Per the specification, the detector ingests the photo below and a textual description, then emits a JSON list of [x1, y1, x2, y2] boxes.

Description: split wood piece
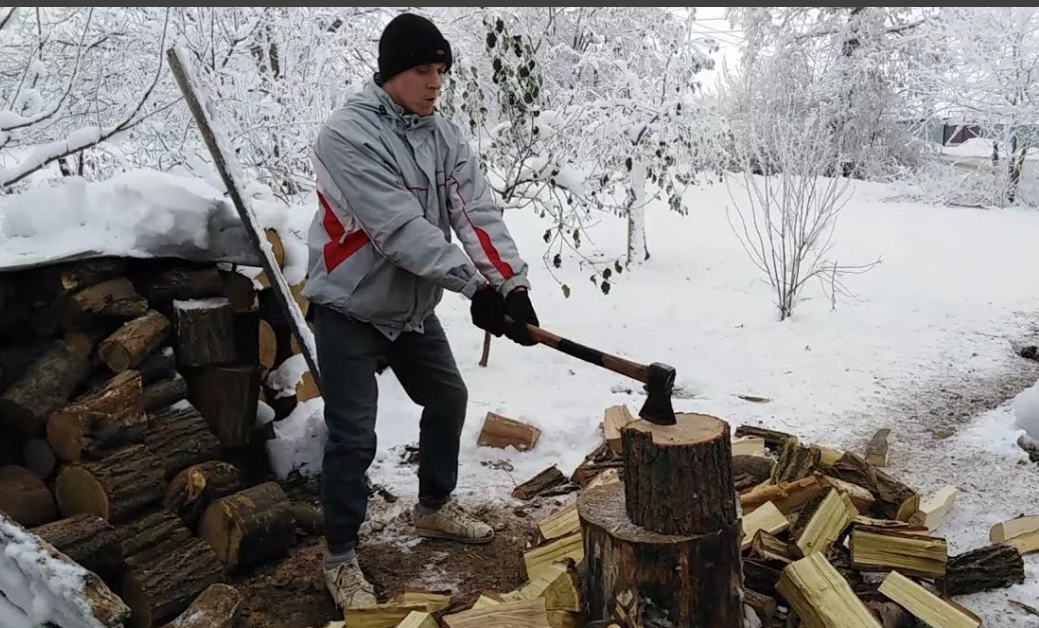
[[502, 558, 582, 612], [0, 510, 131, 628], [938, 543, 1025, 596], [740, 474, 824, 516], [732, 435, 767, 457], [55, 276, 149, 330], [744, 589, 778, 626], [46, 369, 147, 462], [119, 508, 225, 628], [23, 437, 56, 479], [569, 442, 624, 488], [621, 412, 737, 535], [603, 404, 636, 453], [512, 466, 566, 501], [145, 403, 222, 480], [819, 475, 875, 513], [138, 347, 177, 385], [142, 373, 188, 412], [775, 552, 883, 628], [155, 583, 242, 628], [878, 570, 981, 628], [386, 589, 452, 613], [850, 526, 949, 579], [218, 269, 258, 313], [339, 602, 428, 627], [830, 451, 920, 521], [477, 411, 541, 452], [471, 592, 507, 609], [770, 437, 822, 485], [853, 515, 914, 530], [537, 503, 580, 543], [31, 512, 126, 585], [186, 364, 261, 448], [0, 332, 96, 437], [865, 428, 891, 467], [750, 529, 804, 565], [145, 266, 226, 311], [173, 297, 237, 367], [164, 460, 243, 529], [990, 513, 1039, 542], [523, 530, 583, 580], [791, 487, 858, 557], [443, 598, 552, 628], [396, 612, 439, 628], [733, 424, 797, 450], [578, 480, 744, 626], [908, 486, 957, 532], [0, 464, 57, 527], [586, 467, 621, 491], [199, 480, 295, 572], [810, 445, 845, 470], [54, 443, 166, 523], [34, 257, 128, 299], [741, 501, 790, 551], [99, 310, 173, 373]]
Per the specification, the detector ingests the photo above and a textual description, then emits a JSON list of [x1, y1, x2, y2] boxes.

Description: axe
[[504, 317, 677, 426]]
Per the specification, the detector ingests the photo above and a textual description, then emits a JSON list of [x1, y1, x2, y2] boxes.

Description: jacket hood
[[347, 77, 437, 130]]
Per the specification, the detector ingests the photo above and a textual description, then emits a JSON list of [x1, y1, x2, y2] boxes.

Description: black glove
[[504, 288, 539, 346], [470, 285, 506, 336]]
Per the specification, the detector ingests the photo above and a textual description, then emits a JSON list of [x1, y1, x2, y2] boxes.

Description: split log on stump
[[118, 508, 225, 628], [0, 464, 57, 527], [31, 513, 126, 585], [620, 412, 738, 536], [199, 480, 295, 572], [938, 543, 1025, 596], [155, 583, 242, 628], [164, 461, 243, 529], [142, 373, 188, 412], [173, 297, 237, 367], [56, 277, 149, 330], [46, 369, 147, 462], [0, 332, 96, 437], [138, 347, 177, 385], [186, 365, 261, 448], [578, 480, 744, 627], [99, 310, 173, 373], [54, 443, 166, 523], [0, 510, 131, 628], [22, 437, 56, 479], [145, 403, 222, 480]]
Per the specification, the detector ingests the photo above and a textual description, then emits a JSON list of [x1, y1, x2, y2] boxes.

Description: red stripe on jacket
[[450, 176, 514, 280], [318, 190, 369, 273]]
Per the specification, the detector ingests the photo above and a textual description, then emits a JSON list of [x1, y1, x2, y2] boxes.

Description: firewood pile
[[0, 241, 318, 628]]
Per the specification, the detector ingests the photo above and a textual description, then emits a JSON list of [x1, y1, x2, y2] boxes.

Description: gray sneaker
[[413, 501, 495, 544], [324, 556, 377, 609]]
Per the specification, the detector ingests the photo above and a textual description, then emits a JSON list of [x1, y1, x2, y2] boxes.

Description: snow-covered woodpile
[[0, 245, 316, 628]]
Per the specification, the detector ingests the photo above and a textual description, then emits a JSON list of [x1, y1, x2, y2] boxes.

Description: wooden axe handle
[[504, 316, 651, 384]]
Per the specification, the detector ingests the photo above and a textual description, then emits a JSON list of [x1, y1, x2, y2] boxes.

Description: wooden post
[[578, 412, 745, 626]]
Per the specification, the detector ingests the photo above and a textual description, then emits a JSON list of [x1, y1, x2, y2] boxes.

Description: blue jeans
[[311, 304, 468, 554]]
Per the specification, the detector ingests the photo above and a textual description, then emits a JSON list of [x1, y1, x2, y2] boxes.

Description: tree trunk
[[46, 369, 147, 462], [199, 481, 295, 572], [54, 443, 166, 523], [579, 481, 744, 627], [98, 310, 172, 373], [145, 403, 222, 480], [186, 365, 261, 448], [163, 460, 243, 530], [31, 513, 126, 585], [173, 297, 237, 367]]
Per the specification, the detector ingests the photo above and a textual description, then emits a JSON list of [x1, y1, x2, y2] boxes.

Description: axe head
[[638, 362, 677, 425]]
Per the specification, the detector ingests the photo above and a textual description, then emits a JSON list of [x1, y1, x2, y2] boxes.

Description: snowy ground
[[3, 170, 1038, 624]]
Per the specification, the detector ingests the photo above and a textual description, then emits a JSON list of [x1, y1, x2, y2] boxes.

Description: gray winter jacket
[[303, 78, 531, 340]]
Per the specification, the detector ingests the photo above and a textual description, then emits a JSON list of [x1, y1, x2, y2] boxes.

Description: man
[[302, 12, 540, 610]]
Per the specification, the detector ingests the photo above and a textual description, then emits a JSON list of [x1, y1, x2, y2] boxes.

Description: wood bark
[[186, 365, 261, 448], [0, 332, 96, 437], [0, 464, 57, 527], [137, 347, 178, 385], [620, 412, 737, 535], [198, 480, 295, 572], [98, 310, 173, 373], [938, 543, 1025, 596], [0, 510, 131, 628], [578, 481, 744, 627], [55, 277, 149, 330], [155, 583, 242, 628], [54, 443, 166, 523], [218, 269, 257, 313], [142, 374, 188, 412], [46, 369, 147, 462], [173, 297, 237, 367], [34, 257, 128, 299], [31, 513, 126, 585], [512, 466, 567, 501], [145, 266, 226, 311], [118, 508, 225, 628], [163, 460, 243, 529], [145, 403, 222, 480]]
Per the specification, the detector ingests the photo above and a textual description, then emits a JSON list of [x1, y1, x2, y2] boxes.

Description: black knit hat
[[378, 13, 453, 82]]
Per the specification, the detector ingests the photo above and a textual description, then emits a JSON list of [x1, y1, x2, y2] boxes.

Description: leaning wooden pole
[[577, 412, 745, 626]]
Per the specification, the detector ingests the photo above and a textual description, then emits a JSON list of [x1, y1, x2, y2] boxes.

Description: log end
[[98, 341, 132, 373], [624, 412, 729, 447], [55, 464, 111, 521], [46, 409, 87, 462]]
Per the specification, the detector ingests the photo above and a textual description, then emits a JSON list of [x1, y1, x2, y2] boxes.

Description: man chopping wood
[[303, 12, 540, 610]]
